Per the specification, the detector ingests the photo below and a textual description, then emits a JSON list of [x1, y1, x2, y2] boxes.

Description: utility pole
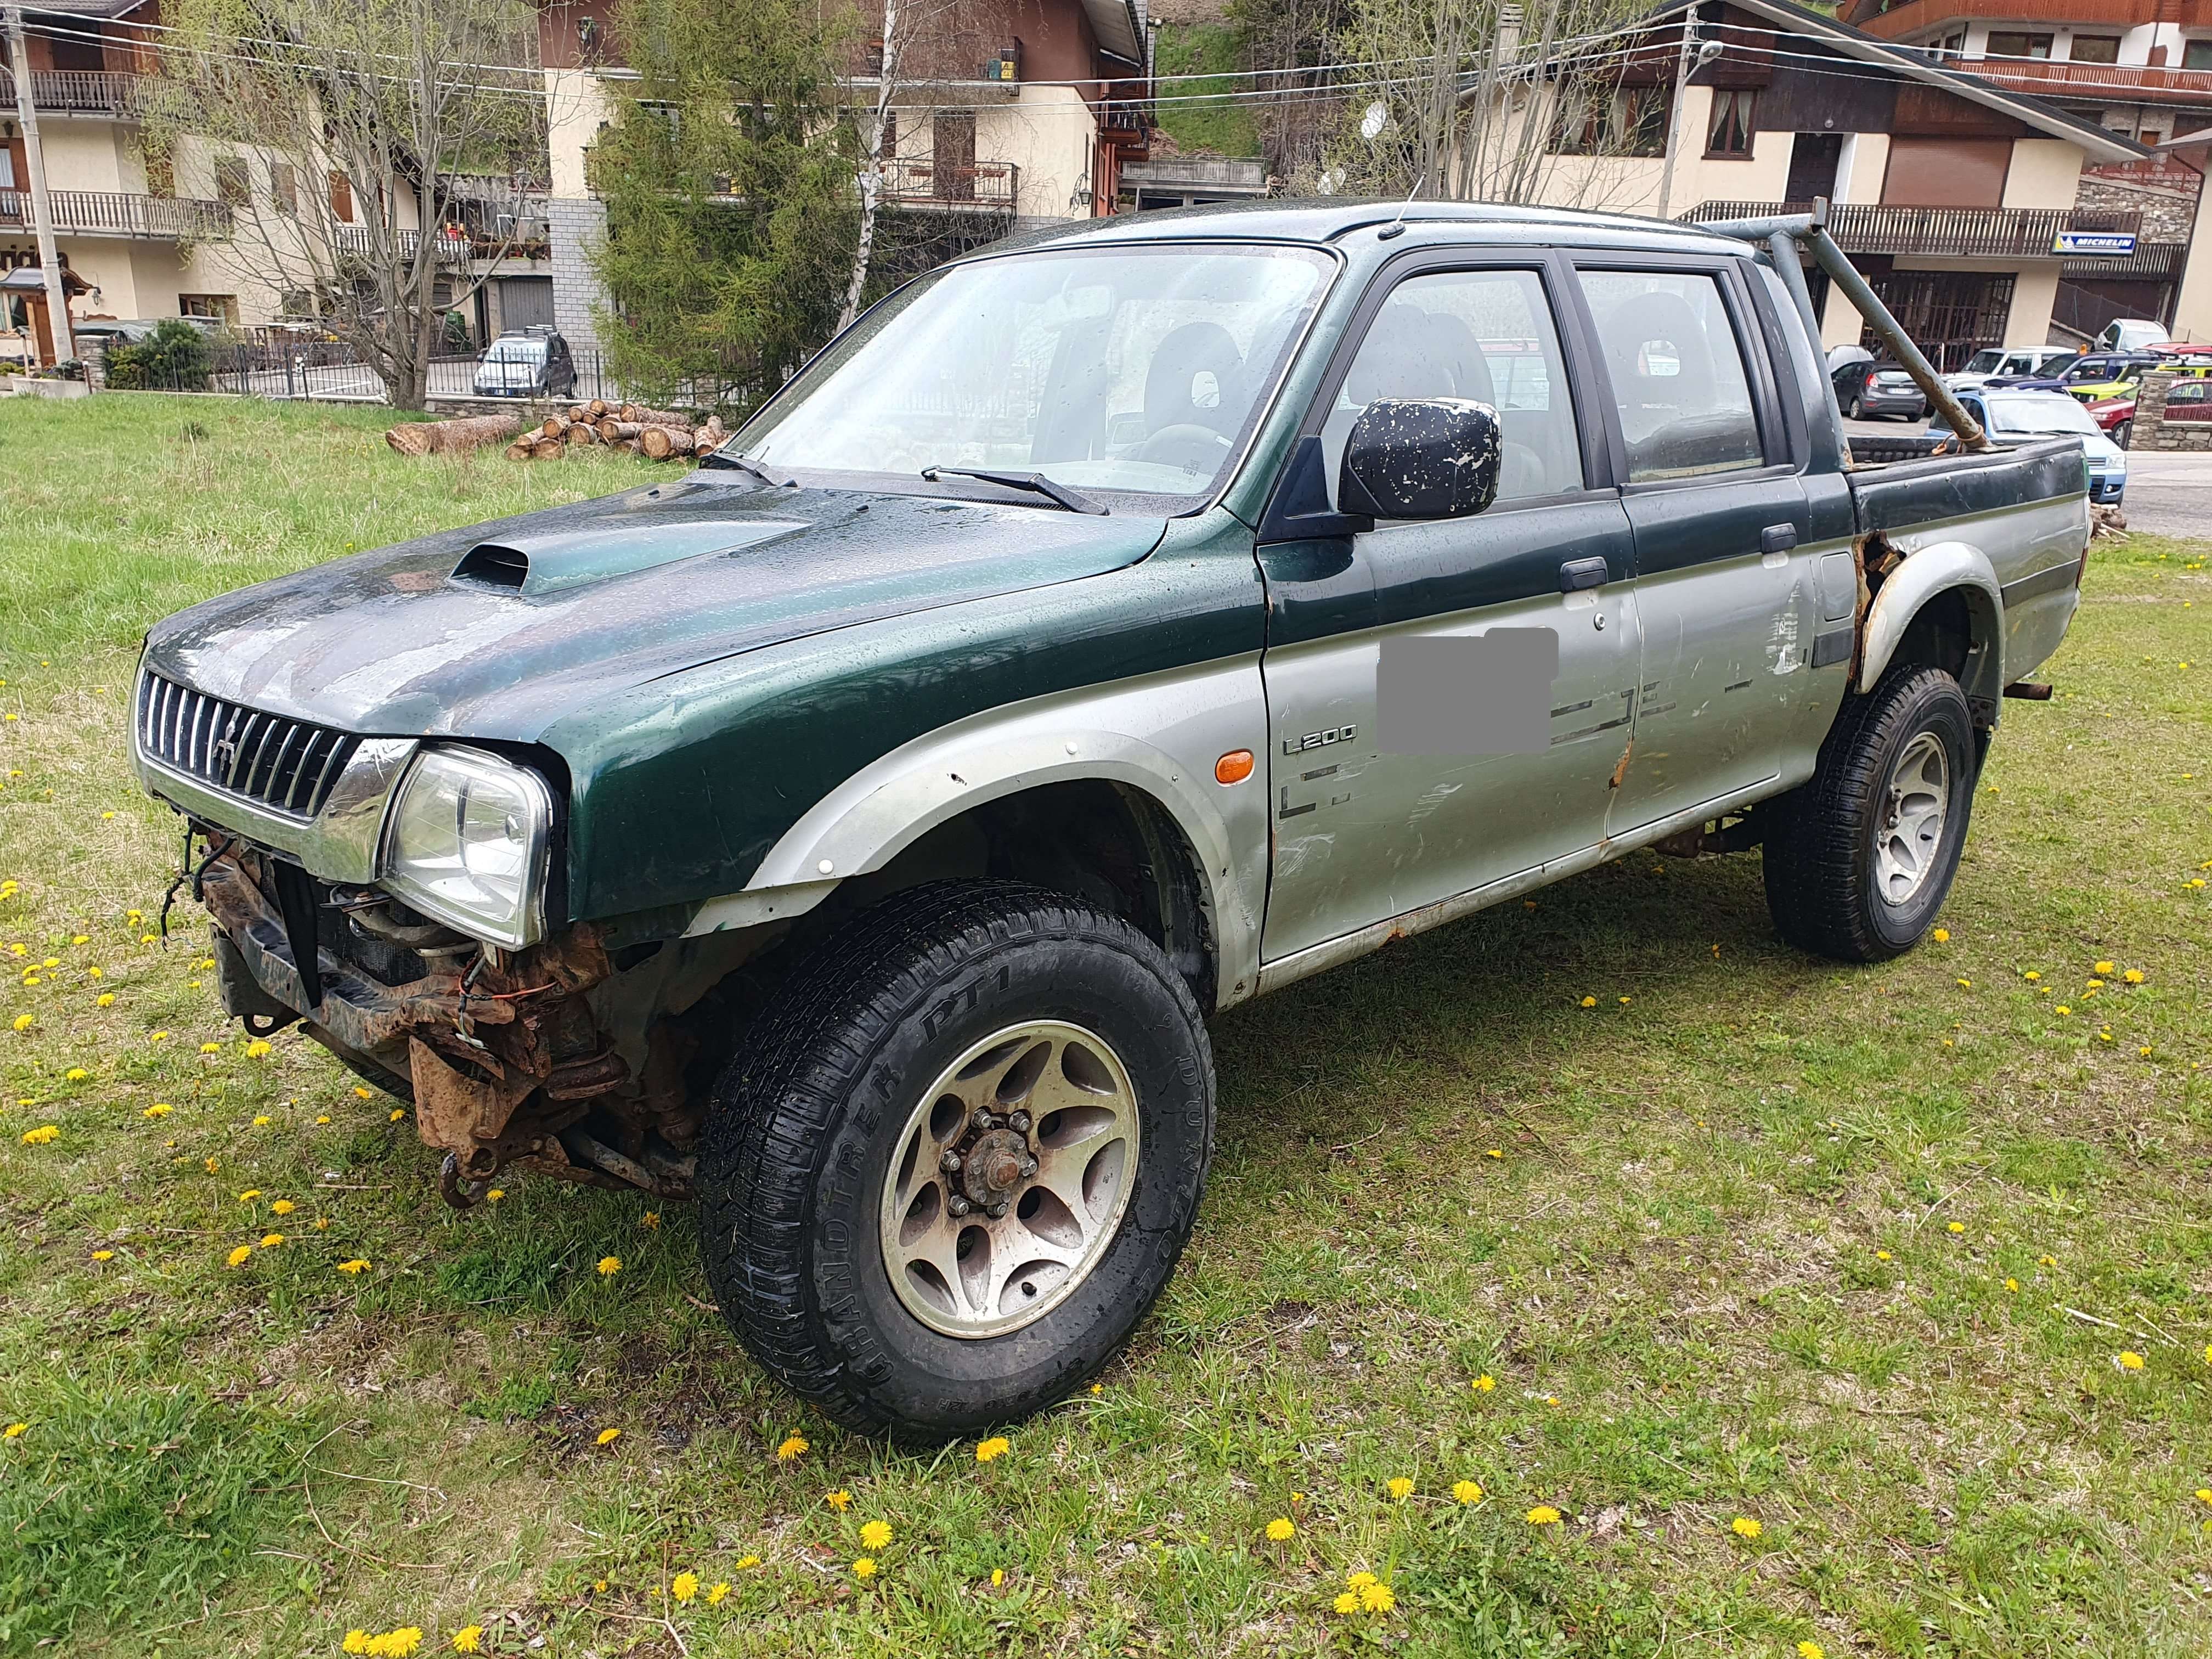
[[1656, 7, 1720, 223], [3, 6, 71, 364]]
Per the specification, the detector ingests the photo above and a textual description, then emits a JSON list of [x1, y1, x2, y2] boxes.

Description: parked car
[[2085, 392, 2136, 448], [1946, 344, 2076, 392], [2095, 317, 2171, 354], [132, 201, 2090, 1440], [1833, 356, 1927, 420], [1935, 387, 2125, 502], [1998, 351, 2160, 402], [472, 328, 575, 398]]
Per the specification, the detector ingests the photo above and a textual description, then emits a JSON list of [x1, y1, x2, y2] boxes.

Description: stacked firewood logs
[[504, 400, 727, 462]]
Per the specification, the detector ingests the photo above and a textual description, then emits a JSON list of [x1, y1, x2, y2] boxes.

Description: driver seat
[[1143, 322, 1247, 439]]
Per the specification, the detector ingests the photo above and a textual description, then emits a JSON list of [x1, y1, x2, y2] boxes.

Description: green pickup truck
[[133, 201, 2089, 1440]]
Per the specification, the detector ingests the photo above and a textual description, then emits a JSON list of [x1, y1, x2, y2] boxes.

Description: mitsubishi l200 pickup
[[132, 201, 2088, 1441]]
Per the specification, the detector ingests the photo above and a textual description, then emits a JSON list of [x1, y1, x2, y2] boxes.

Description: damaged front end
[[198, 839, 704, 1206]]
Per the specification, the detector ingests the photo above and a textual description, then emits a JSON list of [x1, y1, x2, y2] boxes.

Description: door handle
[[1559, 556, 1610, 592], [1760, 523, 1799, 555]]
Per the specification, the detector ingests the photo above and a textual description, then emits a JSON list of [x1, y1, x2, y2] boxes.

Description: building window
[[1706, 89, 1754, 156], [1937, 29, 1965, 57], [1985, 31, 2053, 59], [178, 294, 238, 323], [1555, 83, 1670, 157], [328, 170, 354, 223], [214, 157, 249, 207], [2069, 35, 2121, 64], [2185, 38, 2212, 69], [269, 161, 298, 215]]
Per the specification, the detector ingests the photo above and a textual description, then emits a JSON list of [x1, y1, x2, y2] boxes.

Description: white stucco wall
[[975, 86, 1097, 221], [545, 68, 616, 200], [2002, 139, 2085, 210]]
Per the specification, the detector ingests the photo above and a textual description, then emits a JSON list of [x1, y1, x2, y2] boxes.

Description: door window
[[1578, 270, 1765, 481], [1321, 267, 1582, 507]]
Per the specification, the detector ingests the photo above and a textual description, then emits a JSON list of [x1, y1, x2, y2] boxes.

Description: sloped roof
[[1080, 0, 1143, 65]]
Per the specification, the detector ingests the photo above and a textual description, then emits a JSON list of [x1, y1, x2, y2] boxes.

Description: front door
[[1568, 263, 1815, 834], [1258, 258, 1642, 963]]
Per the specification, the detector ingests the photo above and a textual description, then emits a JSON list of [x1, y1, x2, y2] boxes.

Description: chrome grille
[[136, 673, 360, 820]]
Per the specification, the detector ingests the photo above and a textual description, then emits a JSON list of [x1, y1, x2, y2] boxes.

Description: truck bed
[[1844, 435, 2091, 692]]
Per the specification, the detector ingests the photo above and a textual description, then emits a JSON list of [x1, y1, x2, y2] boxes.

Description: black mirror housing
[[1337, 397, 1503, 521]]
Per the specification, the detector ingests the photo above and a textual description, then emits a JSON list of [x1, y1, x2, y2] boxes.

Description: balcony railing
[[331, 218, 550, 265], [0, 188, 229, 241], [1845, 0, 2180, 39], [1685, 201, 2141, 259], [1933, 54, 2212, 104], [882, 159, 1019, 211], [0, 66, 153, 117]]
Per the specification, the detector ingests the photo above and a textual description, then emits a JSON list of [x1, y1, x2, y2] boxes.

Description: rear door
[[1568, 259, 1818, 836], [1257, 252, 1641, 962]]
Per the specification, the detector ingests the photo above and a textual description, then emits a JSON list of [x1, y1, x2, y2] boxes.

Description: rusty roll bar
[[1695, 196, 1989, 452]]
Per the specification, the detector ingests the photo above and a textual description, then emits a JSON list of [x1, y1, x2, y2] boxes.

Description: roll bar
[[1695, 196, 1989, 452]]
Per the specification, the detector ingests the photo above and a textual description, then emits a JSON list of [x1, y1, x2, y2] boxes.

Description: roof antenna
[[1377, 172, 1425, 240]]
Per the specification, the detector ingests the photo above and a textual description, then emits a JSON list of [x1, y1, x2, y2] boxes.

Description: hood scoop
[[452, 518, 806, 597]]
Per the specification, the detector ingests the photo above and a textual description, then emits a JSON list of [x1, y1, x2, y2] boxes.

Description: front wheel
[[2114, 419, 2132, 449], [697, 881, 1215, 1442], [1762, 665, 1978, 962]]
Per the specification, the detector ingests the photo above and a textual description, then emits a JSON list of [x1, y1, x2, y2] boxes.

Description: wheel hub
[[878, 1020, 1141, 1339]]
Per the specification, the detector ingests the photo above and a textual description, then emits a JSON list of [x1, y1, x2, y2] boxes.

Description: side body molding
[[687, 657, 1273, 1008], [1857, 540, 2005, 706]]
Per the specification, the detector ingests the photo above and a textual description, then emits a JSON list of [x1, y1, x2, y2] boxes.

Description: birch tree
[[145, 0, 545, 409]]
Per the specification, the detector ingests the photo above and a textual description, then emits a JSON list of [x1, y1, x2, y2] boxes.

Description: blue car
[[1992, 351, 2158, 401], [1934, 389, 2125, 504]]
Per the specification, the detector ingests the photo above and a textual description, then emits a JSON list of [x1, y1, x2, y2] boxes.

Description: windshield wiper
[[921, 465, 1107, 515], [701, 451, 794, 487]]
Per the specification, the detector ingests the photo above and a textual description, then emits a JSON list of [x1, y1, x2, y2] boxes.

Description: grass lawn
[[2, 392, 2210, 1657]]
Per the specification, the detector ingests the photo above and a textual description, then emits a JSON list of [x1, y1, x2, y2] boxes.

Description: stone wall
[[544, 196, 610, 354], [2132, 368, 2212, 450], [2076, 176, 2202, 242]]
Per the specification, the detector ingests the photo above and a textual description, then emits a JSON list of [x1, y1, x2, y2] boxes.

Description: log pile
[[503, 400, 727, 464]]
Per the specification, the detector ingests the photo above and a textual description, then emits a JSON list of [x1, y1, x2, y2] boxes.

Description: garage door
[[499, 276, 554, 331]]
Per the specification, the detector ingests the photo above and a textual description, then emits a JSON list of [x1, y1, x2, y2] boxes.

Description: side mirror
[[1338, 397, 1502, 521]]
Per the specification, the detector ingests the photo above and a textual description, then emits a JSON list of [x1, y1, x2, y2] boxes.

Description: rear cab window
[[1575, 269, 1768, 482]]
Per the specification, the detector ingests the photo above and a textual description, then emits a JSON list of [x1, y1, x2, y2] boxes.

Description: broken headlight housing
[[379, 746, 552, 948]]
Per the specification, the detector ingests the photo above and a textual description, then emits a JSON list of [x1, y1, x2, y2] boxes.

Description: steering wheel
[[1135, 423, 1233, 474]]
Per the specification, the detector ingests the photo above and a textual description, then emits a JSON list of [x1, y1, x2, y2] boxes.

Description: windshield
[[735, 244, 1334, 506], [1937, 395, 2098, 438], [1963, 350, 2001, 373], [484, 340, 546, 364]]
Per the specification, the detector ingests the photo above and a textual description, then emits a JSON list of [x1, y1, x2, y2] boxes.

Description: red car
[[2086, 392, 2136, 449]]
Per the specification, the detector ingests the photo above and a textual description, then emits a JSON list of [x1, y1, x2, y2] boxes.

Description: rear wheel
[[1848, 393, 1866, 420], [1763, 666, 1977, 962], [697, 881, 1214, 1442], [2114, 419, 2132, 449]]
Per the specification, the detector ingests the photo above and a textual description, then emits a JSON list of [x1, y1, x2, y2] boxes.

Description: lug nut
[[1020, 1158, 1037, 1177], [973, 1111, 999, 1131], [1008, 1110, 1031, 1132], [940, 1150, 962, 1173], [947, 1195, 972, 1217], [986, 1201, 1009, 1219]]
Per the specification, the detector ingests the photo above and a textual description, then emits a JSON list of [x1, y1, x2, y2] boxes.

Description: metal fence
[[84, 332, 624, 405]]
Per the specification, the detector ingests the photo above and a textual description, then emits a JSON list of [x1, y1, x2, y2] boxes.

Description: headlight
[[380, 747, 552, 947]]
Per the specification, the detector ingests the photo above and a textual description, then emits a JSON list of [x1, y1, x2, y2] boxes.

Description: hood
[[143, 472, 1167, 742]]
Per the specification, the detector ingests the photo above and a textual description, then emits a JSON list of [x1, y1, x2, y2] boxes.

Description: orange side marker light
[[1215, 750, 1255, 786]]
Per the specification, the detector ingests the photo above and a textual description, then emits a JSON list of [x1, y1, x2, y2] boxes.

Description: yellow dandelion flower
[[225, 1245, 252, 1267], [2023, 970, 2040, 981], [989, 1569, 1004, 1588], [1471, 1374, 1497, 1392], [1265, 1516, 1296, 1541], [2124, 968, 2146, 984], [314, 1217, 330, 1230], [859, 1520, 893, 1550], [203, 1156, 218, 1172], [452, 1628, 484, 1654], [149, 1030, 167, 1042], [64, 1067, 88, 1081], [2056, 1005, 2072, 1015], [2040, 1254, 2057, 1267], [389, 1108, 405, 1122], [1333, 1592, 1359, 1615], [246, 1040, 272, 1058], [2093, 960, 2115, 975], [1956, 978, 1972, 989], [596, 1427, 621, 1446], [2004, 1278, 2019, 1293], [344, 1633, 370, 1655], [975, 1435, 1011, 1463], [705, 1581, 730, 1604], [198, 1042, 221, 1054], [672, 1571, 699, 1602], [336, 1259, 371, 1274], [1730, 1516, 1762, 1539], [1485, 1148, 1503, 1158], [852, 1557, 877, 1580], [3, 1423, 26, 1439], [1798, 1644, 1826, 1659], [20, 1124, 59, 1145], [776, 1434, 809, 1462], [735, 1555, 761, 1570], [96, 993, 114, 1007], [271, 1199, 295, 1215], [1947, 1221, 1965, 1234], [10, 1014, 31, 1032], [1453, 1480, 1485, 1504], [315, 1115, 331, 1125], [825, 1489, 851, 1510], [2118, 1351, 2146, 1370], [355, 1086, 372, 1097], [238, 1189, 261, 1202], [1932, 927, 1949, 943], [92, 1249, 114, 1261], [1525, 1505, 1561, 1525], [252, 1115, 272, 1127], [1358, 1582, 1395, 1613], [1347, 1572, 1378, 1589], [640, 1211, 660, 1229], [1875, 1249, 1892, 1261], [485, 1188, 504, 1202], [259, 1233, 284, 1248], [596, 1256, 621, 1276], [1386, 1476, 1414, 1500], [1579, 995, 1597, 1007]]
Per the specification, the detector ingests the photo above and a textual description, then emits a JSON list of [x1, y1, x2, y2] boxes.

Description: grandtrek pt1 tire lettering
[[695, 881, 1215, 1442], [1762, 665, 1978, 963]]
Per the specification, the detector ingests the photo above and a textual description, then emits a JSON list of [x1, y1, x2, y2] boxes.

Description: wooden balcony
[[0, 188, 229, 241], [882, 159, 1019, 212], [0, 66, 152, 118], [1845, 0, 2169, 39], [1943, 54, 2212, 105], [1686, 200, 2141, 259]]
